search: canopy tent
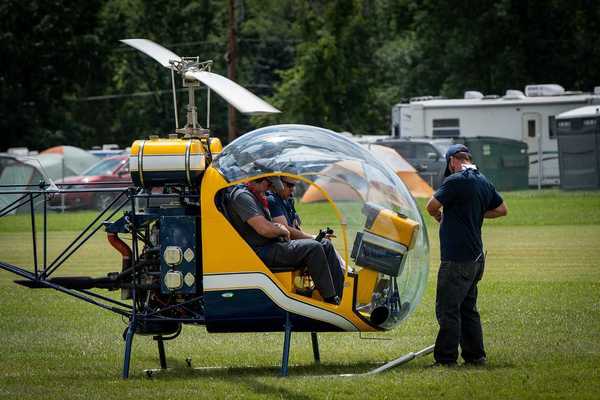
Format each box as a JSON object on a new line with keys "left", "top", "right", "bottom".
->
{"left": 0, "top": 156, "right": 45, "bottom": 213}
{"left": 363, "top": 144, "right": 434, "bottom": 198}
{"left": 300, "top": 159, "right": 407, "bottom": 207}
{"left": 300, "top": 145, "right": 433, "bottom": 204}
{"left": 41, "top": 146, "right": 99, "bottom": 178}
{"left": 0, "top": 147, "right": 99, "bottom": 213}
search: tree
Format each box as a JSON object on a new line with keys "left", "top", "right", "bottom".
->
{"left": 0, "top": 0, "right": 105, "bottom": 150}
{"left": 255, "top": 0, "right": 382, "bottom": 134}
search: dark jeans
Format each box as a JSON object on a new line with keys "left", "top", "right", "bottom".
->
{"left": 434, "top": 260, "right": 486, "bottom": 364}
{"left": 260, "top": 238, "right": 343, "bottom": 299}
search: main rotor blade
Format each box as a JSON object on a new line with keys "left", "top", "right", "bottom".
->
{"left": 121, "top": 39, "right": 181, "bottom": 68}
{"left": 184, "top": 70, "right": 281, "bottom": 115}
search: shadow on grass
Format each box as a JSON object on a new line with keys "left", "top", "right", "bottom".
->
{"left": 143, "top": 359, "right": 384, "bottom": 379}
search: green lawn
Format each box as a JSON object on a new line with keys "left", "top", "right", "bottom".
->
{"left": 1, "top": 190, "right": 599, "bottom": 399}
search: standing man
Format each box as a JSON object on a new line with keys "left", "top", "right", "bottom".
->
{"left": 426, "top": 144, "right": 507, "bottom": 366}
{"left": 266, "top": 176, "right": 344, "bottom": 298}
{"left": 226, "top": 177, "right": 341, "bottom": 304}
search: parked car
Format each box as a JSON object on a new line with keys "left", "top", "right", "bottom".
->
{"left": 375, "top": 138, "right": 452, "bottom": 188}
{"left": 49, "top": 156, "right": 131, "bottom": 210}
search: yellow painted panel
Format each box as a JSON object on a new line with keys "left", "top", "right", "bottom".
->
{"left": 357, "top": 268, "right": 379, "bottom": 305}
{"left": 368, "top": 209, "right": 420, "bottom": 249}
{"left": 274, "top": 272, "right": 294, "bottom": 292}
{"left": 200, "top": 166, "right": 376, "bottom": 332}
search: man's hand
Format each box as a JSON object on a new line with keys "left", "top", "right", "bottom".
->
{"left": 426, "top": 196, "right": 443, "bottom": 224}
{"left": 484, "top": 202, "right": 508, "bottom": 219}
{"left": 247, "top": 215, "right": 291, "bottom": 240}
{"left": 273, "top": 222, "right": 291, "bottom": 241}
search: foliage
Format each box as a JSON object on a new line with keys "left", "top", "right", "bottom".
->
{"left": 0, "top": 0, "right": 106, "bottom": 149}
{"left": 1, "top": 0, "right": 600, "bottom": 151}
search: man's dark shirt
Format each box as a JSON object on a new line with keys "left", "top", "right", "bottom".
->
{"left": 227, "top": 185, "right": 275, "bottom": 253}
{"left": 434, "top": 168, "right": 503, "bottom": 262}
{"left": 266, "top": 192, "right": 301, "bottom": 228}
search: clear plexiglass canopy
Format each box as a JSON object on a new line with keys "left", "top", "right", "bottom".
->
{"left": 213, "top": 124, "right": 429, "bottom": 329}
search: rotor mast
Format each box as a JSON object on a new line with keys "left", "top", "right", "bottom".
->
{"left": 170, "top": 57, "right": 212, "bottom": 138}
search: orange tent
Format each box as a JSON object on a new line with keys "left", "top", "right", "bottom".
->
{"left": 300, "top": 145, "right": 433, "bottom": 203}
{"left": 300, "top": 159, "right": 407, "bottom": 207}
{"left": 363, "top": 144, "right": 433, "bottom": 198}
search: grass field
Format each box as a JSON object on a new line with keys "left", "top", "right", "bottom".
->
{"left": 1, "top": 189, "right": 599, "bottom": 399}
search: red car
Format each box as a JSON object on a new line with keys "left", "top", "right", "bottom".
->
{"left": 50, "top": 156, "right": 131, "bottom": 210}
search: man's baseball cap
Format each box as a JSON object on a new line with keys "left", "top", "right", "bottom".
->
{"left": 444, "top": 144, "right": 471, "bottom": 177}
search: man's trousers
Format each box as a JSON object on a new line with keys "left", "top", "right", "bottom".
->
{"left": 434, "top": 260, "right": 486, "bottom": 364}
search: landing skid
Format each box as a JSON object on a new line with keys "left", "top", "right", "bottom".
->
{"left": 142, "top": 311, "right": 321, "bottom": 379}
{"left": 139, "top": 321, "right": 433, "bottom": 379}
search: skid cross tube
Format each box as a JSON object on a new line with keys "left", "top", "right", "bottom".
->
{"left": 157, "top": 339, "right": 167, "bottom": 369}
{"left": 311, "top": 332, "right": 320, "bottom": 363}
{"left": 280, "top": 312, "right": 293, "bottom": 377}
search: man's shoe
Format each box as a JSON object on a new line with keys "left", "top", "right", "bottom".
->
{"left": 464, "top": 357, "right": 487, "bottom": 366}
{"left": 324, "top": 295, "right": 340, "bottom": 305}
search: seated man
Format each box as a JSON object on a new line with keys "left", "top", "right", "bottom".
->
{"left": 226, "top": 177, "right": 341, "bottom": 304}
{"left": 266, "top": 177, "right": 344, "bottom": 298}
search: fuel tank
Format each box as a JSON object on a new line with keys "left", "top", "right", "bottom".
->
{"left": 129, "top": 136, "right": 222, "bottom": 187}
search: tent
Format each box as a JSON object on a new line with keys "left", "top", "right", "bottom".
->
{"left": 363, "top": 144, "right": 434, "bottom": 198}
{"left": 300, "top": 145, "right": 433, "bottom": 204}
{"left": 0, "top": 156, "right": 46, "bottom": 213}
{"left": 300, "top": 159, "right": 407, "bottom": 207}
{"left": 40, "top": 146, "right": 99, "bottom": 179}
{"left": 0, "top": 146, "right": 99, "bottom": 213}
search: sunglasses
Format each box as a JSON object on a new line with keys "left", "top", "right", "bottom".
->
{"left": 255, "top": 178, "right": 271, "bottom": 185}
{"left": 282, "top": 180, "right": 296, "bottom": 189}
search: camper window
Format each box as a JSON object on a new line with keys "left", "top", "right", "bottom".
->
{"left": 432, "top": 119, "right": 460, "bottom": 137}
{"left": 548, "top": 116, "right": 556, "bottom": 139}
{"left": 527, "top": 120, "right": 536, "bottom": 138}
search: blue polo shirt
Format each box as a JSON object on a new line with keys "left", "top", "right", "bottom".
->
{"left": 434, "top": 168, "right": 503, "bottom": 262}
{"left": 266, "top": 192, "right": 301, "bottom": 228}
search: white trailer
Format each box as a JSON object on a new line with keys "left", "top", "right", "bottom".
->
{"left": 391, "top": 85, "right": 600, "bottom": 186}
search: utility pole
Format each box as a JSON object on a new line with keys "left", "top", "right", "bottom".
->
{"left": 227, "top": 0, "right": 238, "bottom": 143}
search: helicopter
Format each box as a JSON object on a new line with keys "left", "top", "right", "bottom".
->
{"left": 0, "top": 39, "right": 431, "bottom": 379}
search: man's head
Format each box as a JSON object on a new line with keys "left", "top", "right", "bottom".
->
{"left": 274, "top": 177, "right": 298, "bottom": 199}
{"left": 444, "top": 144, "right": 472, "bottom": 177}
{"left": 247, "top": 177, "right": 272, "bottom": 194}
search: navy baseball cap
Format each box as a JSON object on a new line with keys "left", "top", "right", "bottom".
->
{"left": 444, "top": 144, "right": 471, "bottom": 177}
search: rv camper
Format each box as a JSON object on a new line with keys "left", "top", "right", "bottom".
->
{"left": 391, "top": 84, "right": 600, "bottom": 186}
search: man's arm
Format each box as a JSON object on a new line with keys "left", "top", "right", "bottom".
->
{"left": 484, "top": 202, "right": 508, "bottom": 219}
{"left": 426, "top": 196, "right": 443, "bottom": 223}
{"left": 272, "top": 215, "right": 313, "bottom": 240}
{"left": 246, "top": 215, "right": 290, "bottom": 241}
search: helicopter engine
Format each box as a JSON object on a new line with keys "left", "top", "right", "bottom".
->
{"left": 102, "top": 135, "right": 222, "bottom": 335}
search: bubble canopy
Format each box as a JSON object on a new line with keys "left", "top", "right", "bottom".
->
{"left": 213, "top": 124, "right": 429, "bottom": 329}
